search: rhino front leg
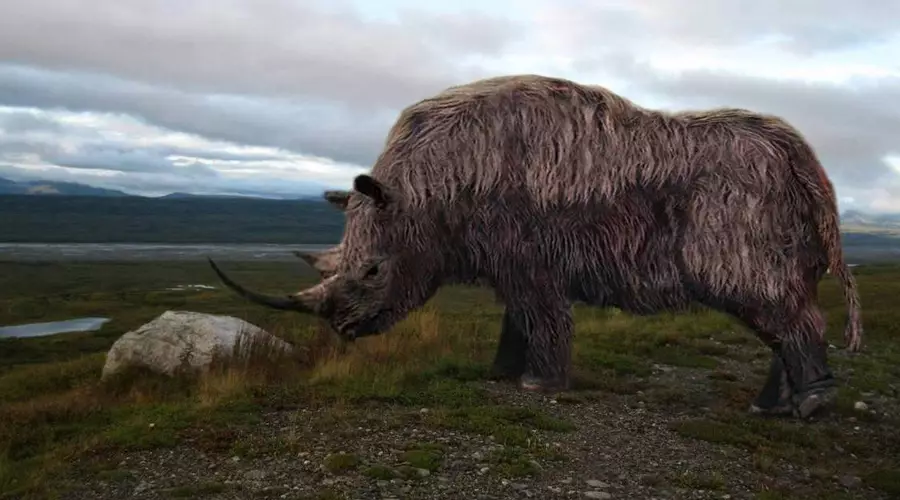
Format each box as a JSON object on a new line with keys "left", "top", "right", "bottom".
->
{"left": 489, "top": 308, "right": 528, "bottom": 381}
{"left": 514, "top": 302, "right": 574, "bottom": 394}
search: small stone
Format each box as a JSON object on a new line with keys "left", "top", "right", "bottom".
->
{"left": 472, "top": 451, "right": 485, "bottom": 460}
{"left": 585, "top": 492, "right": 612, "bottom": 499}
{"left": 415, "top": 468, "right": 430, "bottom": 477}
{"left": 586, "top": 480, "right": 609, "bottom": 488}
{"left": 479, "top": 466, "right": 490, "bottom": 474}
{"left": 838, "top": 475, "right": 862, "bottom": 488}
{"left": 853, "top": 401, "right": 868, "bottom": 411}
{"left": 245, "top": 469, "right": 266, "bottom": 481}
{"left": 230, "top": 456, "right": 240, "bottom": 463}
{"left": 512, "top": 483, "right": 528, "bottom": 490}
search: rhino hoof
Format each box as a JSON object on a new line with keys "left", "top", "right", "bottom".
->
{"left": 518, "top": 374, "right": 568, "bottom": 394}
{"left": 747, "top": 403, "right": 794, "bottom": 418}
{"left": 793, "top": 389, "right": 836, "bottom": 420}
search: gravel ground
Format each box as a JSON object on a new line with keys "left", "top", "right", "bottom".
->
{"left": 57, "top": 344, "right": 896, "bottom": 500}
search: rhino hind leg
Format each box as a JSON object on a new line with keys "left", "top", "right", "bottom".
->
{"left": 489, "top": 308, "right": 528, "bottom": 381}
{"left": 744, "top": 303, "right": 836, "bottom": 419}
{"left": 779, "top": 326, "right": 837, "bottom": 419}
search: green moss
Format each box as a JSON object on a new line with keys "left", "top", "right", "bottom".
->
{"left": 362, "top": 464, "right": 399, "bottom": 480}
{"left": 163, "top": 482, "right": 229, "bottom": 498}
{"left": 323, "top": 452, "right": 360, "bottom": 474}
{"left": 864, "top": 468, "right": 900, "bottom": 495}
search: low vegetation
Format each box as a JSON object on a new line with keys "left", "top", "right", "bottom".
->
{"left": 0, "top": 195, "right": 345, "bottom": 244}
{"left": 0, "top": 259, "right": 898, "bottom": 499}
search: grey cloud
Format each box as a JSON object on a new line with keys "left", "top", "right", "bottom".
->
{"left": 547, "top": 0, "right": 900, "bottom": 54}
{"left": 600, "top": 56, "right": 900, "bottom": 188}
{"left": 0, "top": 110, "right": 64, "bottom": 133}
{"left": 50, "top": 144, "right": 221, "bottom": 177}
{"left": 0, "top": 0, "right": 516, "bottom": 110}
{"left": 0, "top": 65, "right": 394, "bottom": 166}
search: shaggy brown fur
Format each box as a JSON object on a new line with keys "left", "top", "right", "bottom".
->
{"left": 211, "top": 74, "right": 863, "bottom": 418}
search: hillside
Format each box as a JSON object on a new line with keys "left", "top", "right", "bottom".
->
{"left": 0, "top": 177, "right": 130, "bottom": 197}
{"left": 0, "top": 195, "right": 345, "bottom": 244}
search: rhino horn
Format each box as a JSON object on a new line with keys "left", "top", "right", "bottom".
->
{"left": 323, "top": 190, "right": 350, "bottom": 211}
{"left": 293, "top": 246, "right": 342, "bottom": 278}
{"left": 208, "top": 258, "right": 332, "bottom": 314}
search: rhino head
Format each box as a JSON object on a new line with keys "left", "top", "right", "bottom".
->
{"left": 209, "top": 175, "right": 441, "bottom": 341}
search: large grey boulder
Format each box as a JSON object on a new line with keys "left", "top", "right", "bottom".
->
{"left": 101, "top": 310, "right": 294, "bottom": 380}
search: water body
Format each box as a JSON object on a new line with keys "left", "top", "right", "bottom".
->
{"left": 0, "top": 317, "right": 110, "bottom": 339}
{"left": 0, "top": 243, "right": 334, "bottom": 262}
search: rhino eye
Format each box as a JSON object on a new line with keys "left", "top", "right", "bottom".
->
{"left": 363, "top": 262, "right": 379, "bottom": 279}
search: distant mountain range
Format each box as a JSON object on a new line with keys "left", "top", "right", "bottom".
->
{"left": 839, "top": 210, "right": 900, "bottom": 231}
{"left": 0, "top": 177, "right": 131, "bottom": 197}
{"left": 0, "top": 177, "right": 319, "bottom": 200}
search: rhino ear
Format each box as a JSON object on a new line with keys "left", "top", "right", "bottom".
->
{"left": 353, "top": 174, "right": 392, "bottom": 209}
{"left": 323, "top": 190, "right": 350, "bottom": 211}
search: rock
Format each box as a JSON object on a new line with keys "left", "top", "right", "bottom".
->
{"left": 586, "top": 479, "right": 609, "bottom": 488}
{"left": 838, "top": 475, "right": 862, "bottom": 488}
{"left": 853, "top": 401, "right": 869, "bottom": 411}
{"left": 585, "top": 492, "right": 612, "bottom": 499}
{"left": 245, "top": 469, "right": 266, "bottom": 481}
{"left": 101, "top": 310, "right": 294, "bottom": 379}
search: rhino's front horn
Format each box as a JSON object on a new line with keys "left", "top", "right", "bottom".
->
{"left": 208, "top": 258, "right": 332, "bottom": 315}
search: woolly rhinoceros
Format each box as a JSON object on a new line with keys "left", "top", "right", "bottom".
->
{"left": 210, "top": 74, "right": 863, "bottom": 419}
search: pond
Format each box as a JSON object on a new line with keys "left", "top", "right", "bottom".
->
{"left": 0, "top": 317, "right": 111, "bottom": 339}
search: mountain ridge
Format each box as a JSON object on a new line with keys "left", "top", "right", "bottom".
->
{"left": 0, "top": 177, "right": 321, "bottom": 200}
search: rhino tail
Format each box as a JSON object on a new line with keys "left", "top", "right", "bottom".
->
{"left": 793, "top": 145, "right": 863, "bottom": 352}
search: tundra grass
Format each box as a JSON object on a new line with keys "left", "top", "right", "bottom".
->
{"left": 0, "top": 259, "right": 898, "bottom": 498}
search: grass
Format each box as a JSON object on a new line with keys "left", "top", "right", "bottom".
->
{"left": 0, "top": 259, "right": 899, "bottom": 498}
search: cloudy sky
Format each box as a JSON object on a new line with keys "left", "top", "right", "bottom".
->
{"left": 0, "top": 0, "right": 898, "bottom": 209}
